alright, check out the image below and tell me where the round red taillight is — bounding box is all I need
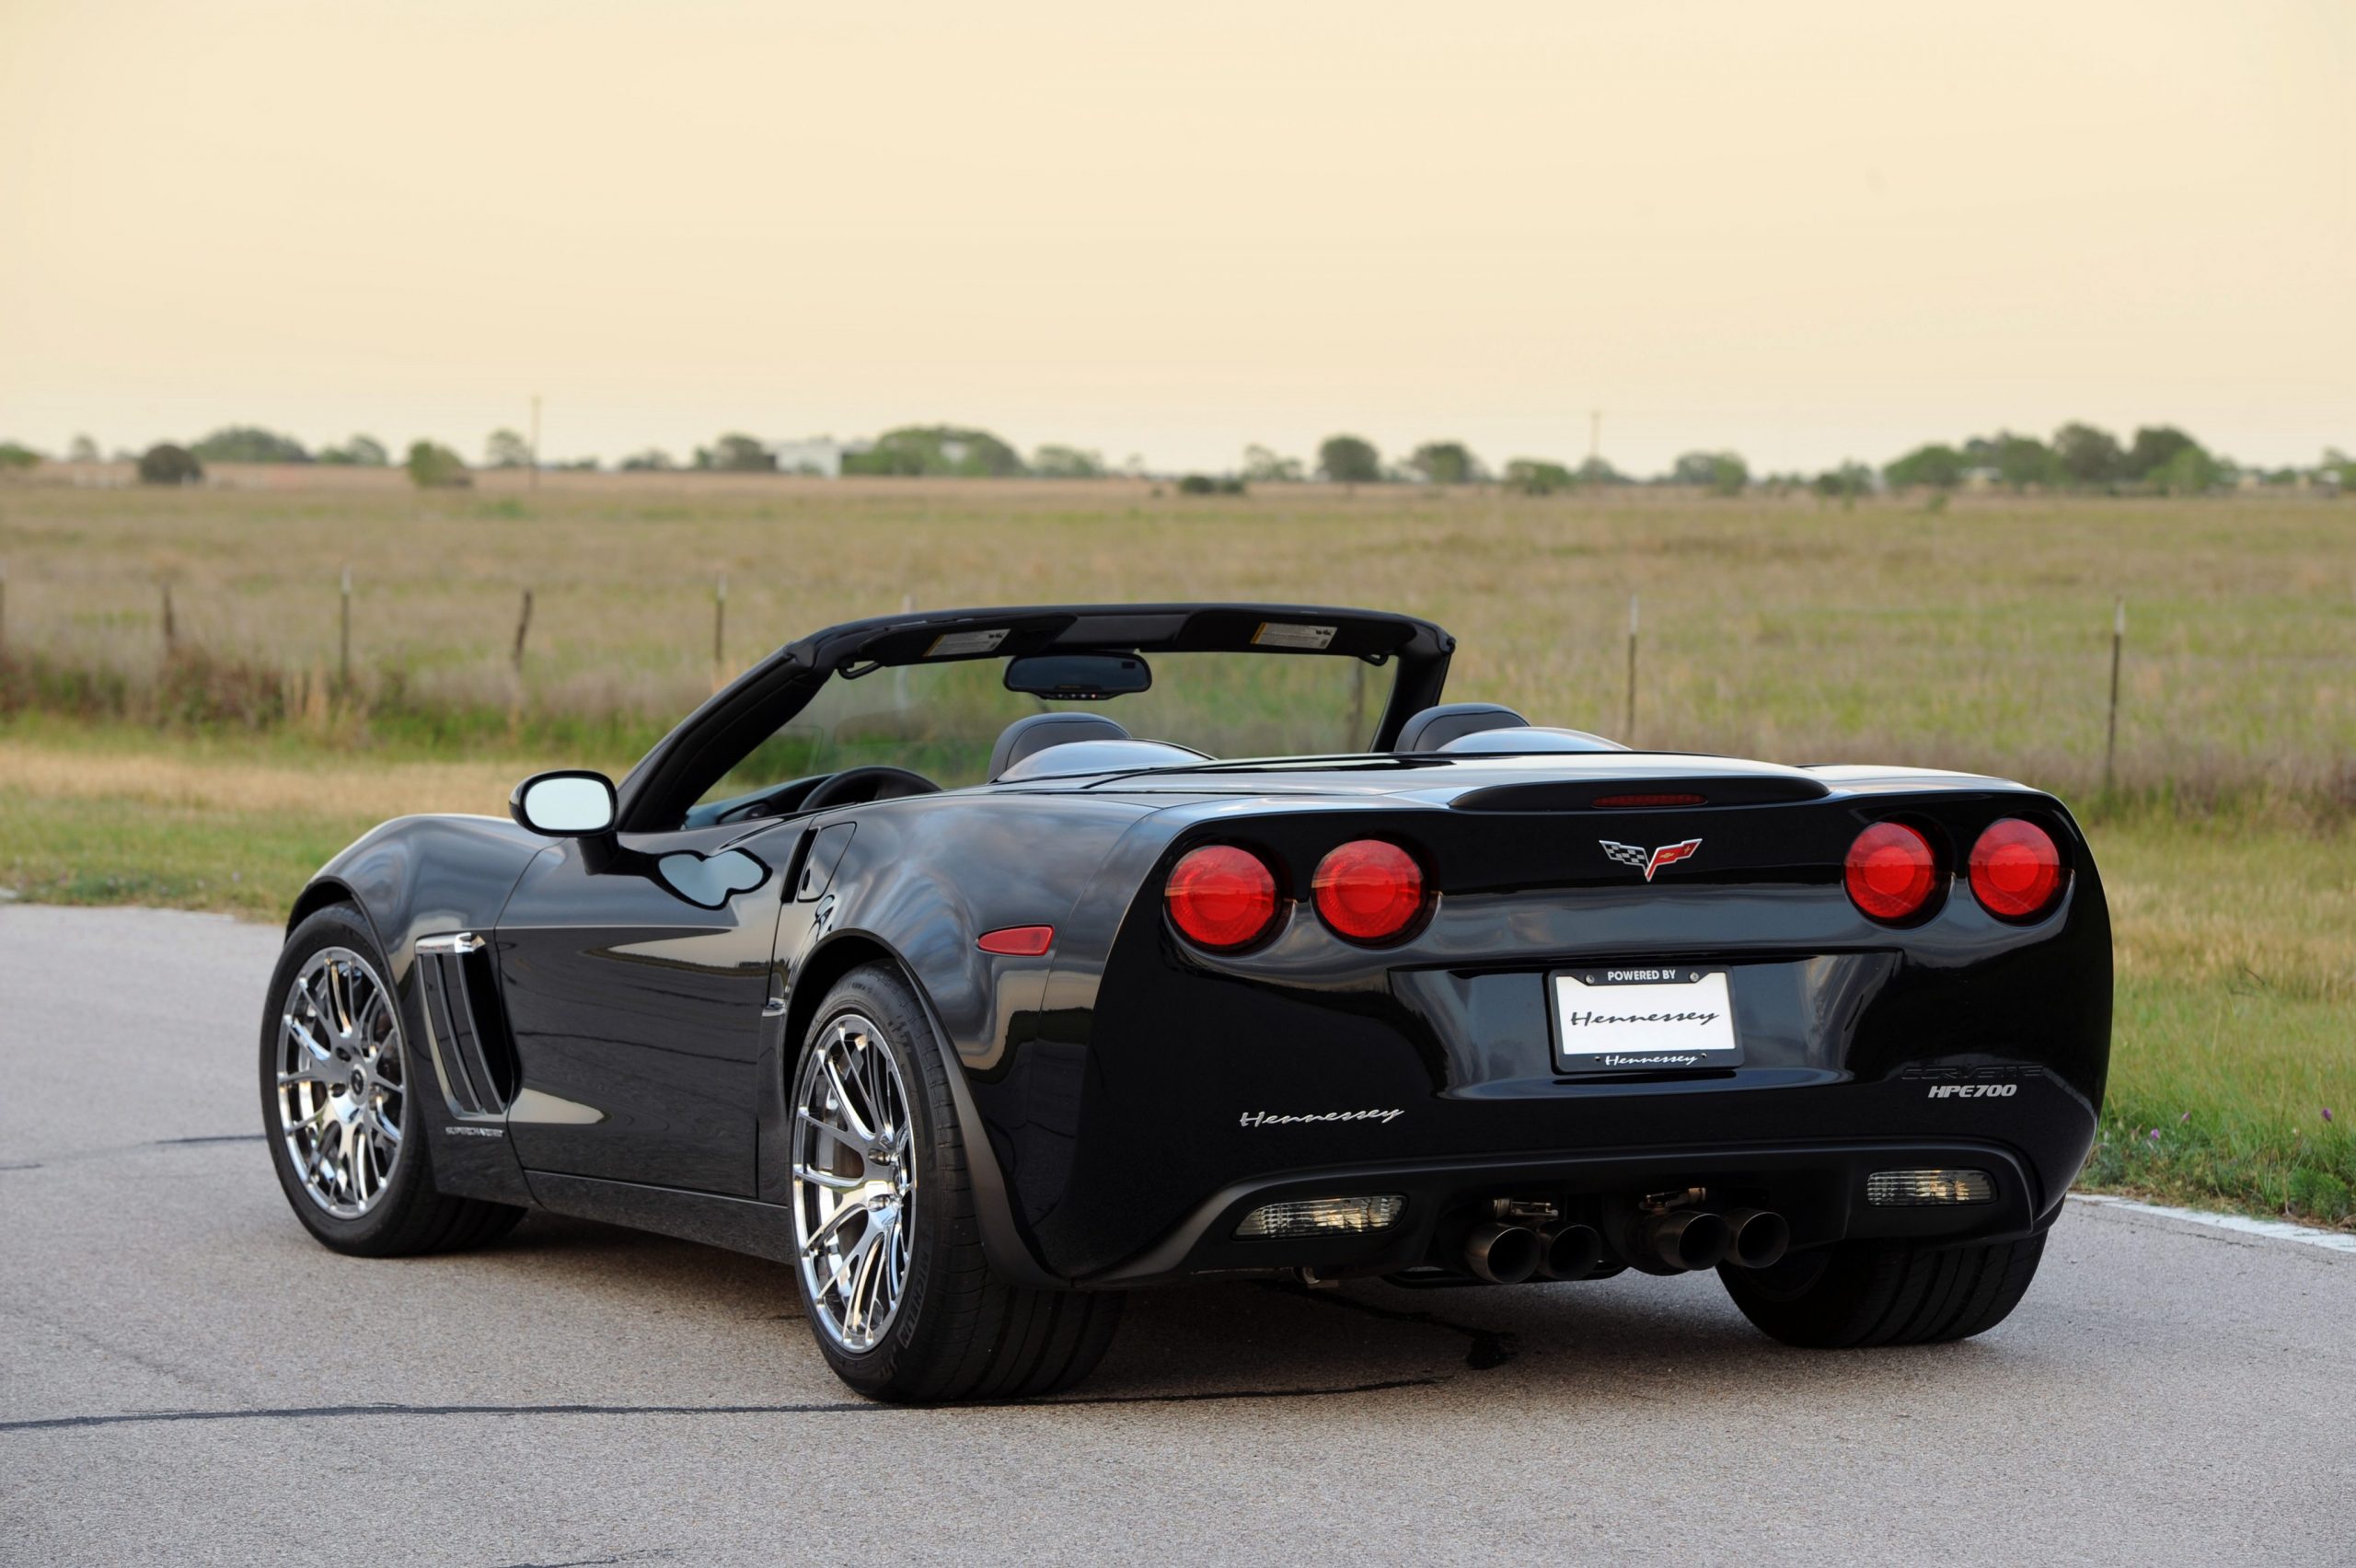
[1969,818,2064,920]
[1165,845,1281,951]
[1845,822,1938,922]
[1311,839,1426,943]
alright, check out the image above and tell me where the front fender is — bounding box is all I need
[287,813,549,1207]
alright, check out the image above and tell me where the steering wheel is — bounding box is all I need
[797,765,941,813]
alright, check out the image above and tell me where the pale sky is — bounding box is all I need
[3,0,2350,475]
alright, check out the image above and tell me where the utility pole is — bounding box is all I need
[528,395,542,491]
[1589,409,1601,465]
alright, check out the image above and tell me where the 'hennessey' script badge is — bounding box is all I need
[1600,837,1703,881]
[1558,1007,1723,1029]
[1239,1109,1404,1128]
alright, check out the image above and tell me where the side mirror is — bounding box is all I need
[510,770,618,837]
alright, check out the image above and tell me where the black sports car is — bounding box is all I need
[263,602,2109,1401]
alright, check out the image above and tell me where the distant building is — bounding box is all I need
[768,436,872,477]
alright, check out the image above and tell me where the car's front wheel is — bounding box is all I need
[1719,1233,2047,1348]
[789,963,1123,1402]
[260,905,524,1256]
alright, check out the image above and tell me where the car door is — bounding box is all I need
[493,819,806,1196]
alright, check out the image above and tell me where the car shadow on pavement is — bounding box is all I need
[471,1214,2033,1417]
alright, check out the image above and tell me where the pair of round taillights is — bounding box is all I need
[1166,839,1425,951]
[1847,816,2065,924]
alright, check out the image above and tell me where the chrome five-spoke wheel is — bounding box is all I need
[275,946,405,1219]
[790,1012,915,1354]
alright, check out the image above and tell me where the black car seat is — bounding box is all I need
[1393,702,1529,752]
[989,712,1132,781]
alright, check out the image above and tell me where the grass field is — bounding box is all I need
[5,471,2351,800]
[1,473,2350,1226]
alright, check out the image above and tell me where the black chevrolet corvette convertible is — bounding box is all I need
[263,603,2109,1401]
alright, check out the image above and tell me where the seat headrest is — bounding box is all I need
[1438,725,1626,755]
[1394,702,1529,753]
[989,711,1132,781]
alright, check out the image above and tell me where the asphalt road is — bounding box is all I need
[3,905,2351,1567]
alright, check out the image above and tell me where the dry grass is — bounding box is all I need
[3,473,2350,801]
[0,736,523,820]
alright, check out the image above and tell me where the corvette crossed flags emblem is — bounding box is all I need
[1600,837,1703,882]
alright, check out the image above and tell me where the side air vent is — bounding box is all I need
[1451,775,1831,812]
[413,933,521,1113]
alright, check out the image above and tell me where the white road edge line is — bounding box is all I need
[2072,1193,2356,1254]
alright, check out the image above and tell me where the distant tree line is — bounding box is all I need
[1877,425,2227,495]
[4,420,2349,496]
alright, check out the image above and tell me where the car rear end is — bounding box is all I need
[1025,760,2108,1294]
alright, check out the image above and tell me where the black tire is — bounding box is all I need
[1720,1233,2047,1348]
[260,905,525,1257]
[791,963,1123,1403]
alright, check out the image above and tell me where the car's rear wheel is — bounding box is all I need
[260,905,525,1256]
[1719,1233,2047,1348]
[790,963,1123,1402]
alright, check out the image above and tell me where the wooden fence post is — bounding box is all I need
[339,565,352,690]
[162,582,177,655]
[712,572,727,691]
[512,588,534,674]
[1623,592,1639,744]
[2103,596,2125,794]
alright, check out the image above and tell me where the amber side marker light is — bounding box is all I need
[1969,818,2065,920]
[976,926,1054,956]
[1845,821,1938,922]
[1165,845,1282,951]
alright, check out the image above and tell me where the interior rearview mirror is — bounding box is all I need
[511,770,618,836]
[1003,652,1152,700]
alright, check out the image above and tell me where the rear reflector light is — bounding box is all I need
[1969,818,2064,920]
[1165,844,1281,951]
[1234,1194,1405,1239]
[1866,1169,1994,1206]
[1591,792,1708,809]
[1844,822,1938,922]
[1311,838,1426,943]
[976,925,1054,955]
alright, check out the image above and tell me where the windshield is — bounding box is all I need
[699,650,1394,803]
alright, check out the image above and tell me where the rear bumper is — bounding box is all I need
[1084,1136,2054,1286]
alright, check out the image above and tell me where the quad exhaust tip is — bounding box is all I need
[1468,1208,1784,1282]
[1642,1209,1730,1272]
[1722,1208,1790,1270]
[1462,1222,1542,1285]
[1535,1222,1604,1281]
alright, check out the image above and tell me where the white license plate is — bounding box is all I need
[1551,967,1741,1071]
